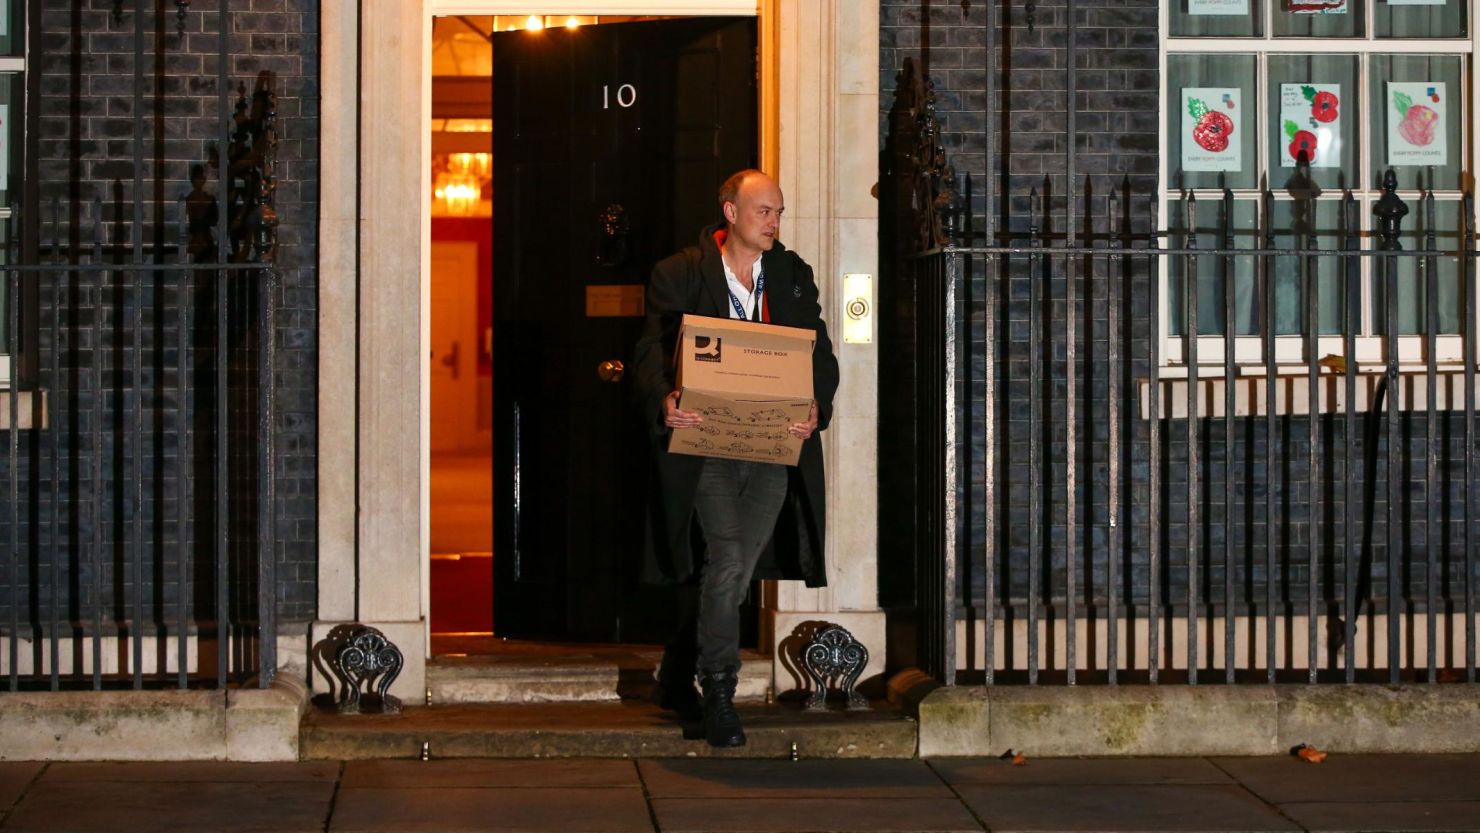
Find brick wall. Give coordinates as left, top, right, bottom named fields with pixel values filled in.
left=2, top=0, right=319, bottom=634
left=880, top=0, right=1162, bottom=613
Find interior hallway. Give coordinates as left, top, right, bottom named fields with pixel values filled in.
left=431, top=451, right=493, bottom=635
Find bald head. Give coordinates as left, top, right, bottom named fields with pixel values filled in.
left=718, top=169, right=772, bottom=215
left=718, top=169, right=785, bottom=258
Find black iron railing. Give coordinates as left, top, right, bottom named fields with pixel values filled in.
left=1, top=203, right=276, bottom=692
left=913, top=174, right=1480, bottom=686
left=0, top=0, right=279, bottom=691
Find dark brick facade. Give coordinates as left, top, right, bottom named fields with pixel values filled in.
left=2, top=0, right=319, bottom=636
left=880, top=0, right=1477, bottom=644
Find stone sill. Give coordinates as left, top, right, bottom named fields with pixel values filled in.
left=1139, top=368, right=1478, bottom=419
left=0, top=389, right=48, bottom=430
left=904, top=678, right=1480, bottom=757
left=0, top=669, right=309, bottom=762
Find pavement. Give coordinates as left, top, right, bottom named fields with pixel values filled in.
left=1, top=754, right=1478, bottom=832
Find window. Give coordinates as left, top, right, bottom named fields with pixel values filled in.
left=1160, top=1, right=1472, bottom=368
left=0, top=0, right=24, bottom=388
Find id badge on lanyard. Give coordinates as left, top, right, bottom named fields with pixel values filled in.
left=728, top=270, right=765, bottom=322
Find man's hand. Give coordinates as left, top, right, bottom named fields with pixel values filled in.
left=663, top=390, right=704, bottom=429
left=789, top=401, right=819, bottom=441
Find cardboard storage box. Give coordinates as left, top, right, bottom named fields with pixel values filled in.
left=669, top=314, right=815, bottom=466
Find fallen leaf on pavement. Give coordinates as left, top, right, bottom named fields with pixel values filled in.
left=1293, top=744, right=1328, bottom=763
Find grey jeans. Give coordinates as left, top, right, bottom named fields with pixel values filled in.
left=691, top=457, right=789, bottom=673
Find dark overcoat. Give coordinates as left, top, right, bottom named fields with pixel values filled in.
left=633, top=225, right=840, bottom=588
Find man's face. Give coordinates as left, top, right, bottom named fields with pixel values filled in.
left=723, top=175, right=785, bottom=254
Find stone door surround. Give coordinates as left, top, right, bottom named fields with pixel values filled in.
left=316, top=0, right=882, bottom=700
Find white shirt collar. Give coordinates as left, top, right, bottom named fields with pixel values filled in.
left=720, top=251, right=765, bottom=320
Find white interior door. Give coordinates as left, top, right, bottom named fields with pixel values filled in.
left=431, top=241, right=481, bottom=452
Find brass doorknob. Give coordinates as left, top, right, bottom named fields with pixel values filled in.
left=597, top=359, right=625, bottom=382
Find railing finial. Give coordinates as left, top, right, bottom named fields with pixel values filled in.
left=1374, top=169, right=1409, bottom=251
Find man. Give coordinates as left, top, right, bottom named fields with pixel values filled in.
left=633, top=169, right=839, bottom=747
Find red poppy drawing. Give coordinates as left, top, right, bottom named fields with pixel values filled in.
left=1188, top=97, right=1233, bottom=153
left=1288, top=0, right=1346, bottom=11
left=1285, top=122, right=1318, bottom=163
left=1394, top=90, right=1438, bottom=147
left=1304, top=87, right=1339, bottom=123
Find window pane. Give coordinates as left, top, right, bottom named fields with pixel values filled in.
left=1274, top=0, right=1365, bottom=38
left=1269, top=199, right=1352, bottom=336
left=1376, top=0, right=1467, bottom=39
left=1168, top=55, right=1259, bottom=191
left=1267, top=55, right=1359, bottom=188
left=0, top=73, right=16, bottom=209
left=0, top=0, right=17, bottom=57
left=1371, top=198, right=1464, bottom=335
left=1168, top=198, right=1260, bottom=337
left=0, top=217, right=9, bottom=358
left=1368, top=55, right=1464, bottom=191
left=1171, top=0, right=1263, bottom=37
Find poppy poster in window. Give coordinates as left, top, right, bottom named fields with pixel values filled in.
left=1387, top=82, right=1446, bottom=166
left=1288, top=0, right=1346, bottom=12
left=1279, top=84, right=1340, bottom=168
left=1189, top=0, right=1250, bottom=13
left=1182, top=88, right=1242, bottom=172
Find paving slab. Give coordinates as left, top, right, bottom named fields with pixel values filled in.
left=1212, top=754, right=1480, bottom=803
left=0, top=764, right=42, bottom=813
left=342, top=759, right=640, bottom=789
left=328, top=786, right=653, bottom=833
left=40, top=761, right=340, bottom=783
left=1279, top=800, right=1480, bottom=832
left=0, top=780, right=334, bottom=833
left=639, top=759, right=953, bottom=798
left=929, top=757, right=1234, bottom=786
left=650, top=797, right=983, bottom=833
left=955, top=784, right=1300, bottom=833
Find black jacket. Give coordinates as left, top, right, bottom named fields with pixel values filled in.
left=633, top=225, right=840, bottom=587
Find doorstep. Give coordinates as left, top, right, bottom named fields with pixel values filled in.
left=299, top=699, right=918, bottom=760
left=426, top=646, right=771, bottom=704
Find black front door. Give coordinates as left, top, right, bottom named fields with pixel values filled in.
left=492, top=18, right=758, bottom=642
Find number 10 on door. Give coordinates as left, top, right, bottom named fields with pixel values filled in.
left=603, top=84, right=637, bottom=109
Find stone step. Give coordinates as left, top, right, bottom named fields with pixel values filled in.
left=300, top=700, right=918, bottom=760
left=425, top=650, right=771, bottom=705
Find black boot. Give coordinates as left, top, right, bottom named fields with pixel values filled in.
left=654, top=651, right=702, bottom=722
left=698, top=666, right=746, bottom=748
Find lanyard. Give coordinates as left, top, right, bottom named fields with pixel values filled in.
left=727, top=268, right=765, bottom=322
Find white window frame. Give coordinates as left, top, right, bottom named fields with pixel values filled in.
left=1158, top=1, right=1479, bottom=375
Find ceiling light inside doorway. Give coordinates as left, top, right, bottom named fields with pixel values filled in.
left=436, top=172, right=482, bottom=216
left=525, top=15, right=543, bottom=31
left=448, top=152, right=491, bottom=179
left=565, top=16, right=580, bottom=28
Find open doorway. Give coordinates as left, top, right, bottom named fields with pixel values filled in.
left=430, top=16, right=495, bottom=639
left=429, top=12, right=759, bottom=652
